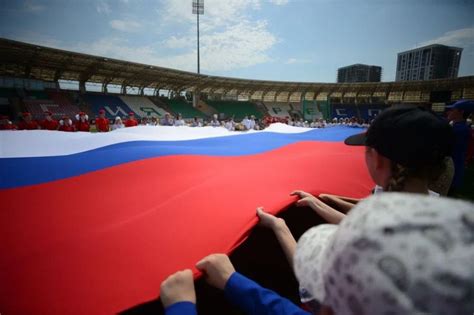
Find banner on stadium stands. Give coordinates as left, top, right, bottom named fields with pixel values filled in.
left=331, top=104, right=358, bottom=119
left=85, top=94, right=135, bottom=118
left=265, top=103, right=303, bottom=118
left=0, top=124, right=373, bottom=315
left=331, top=103, right=388, bottom=121
left=119, top=96, right=168, bottom=118
left=357, top=104, right=389, bottom=121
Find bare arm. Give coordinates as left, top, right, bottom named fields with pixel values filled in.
left=291, top=190, right=346, bottom=224
left=257, top=207, right=297, bottom=269
left=318, top=194, right=359, bottom=214
left=319, top=194, right=360, bottom=204
left=309, top=198, right=346, bottom=224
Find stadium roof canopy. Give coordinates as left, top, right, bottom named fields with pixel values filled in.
left=1, top=37, right=473, bottom=101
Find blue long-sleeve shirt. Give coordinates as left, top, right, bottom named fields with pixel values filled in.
left=164, top=272, right=310, bottom=315
left=451, top=121, right=471, bottom=188
left=164, top=301, right=197, bottom=315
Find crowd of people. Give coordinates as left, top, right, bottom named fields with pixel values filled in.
left=0, top=110, right=373, bottom=133
left=157, top=102, right=474, bottom=315
left=285, top=116, right=370, bottom=128
left=1, top=102, right=473, bottom=191
left=1, top=104, right=473, bottom=184
left=0, top=110, right=364, bottom=132
left=0, top=111, right=238, bottom=131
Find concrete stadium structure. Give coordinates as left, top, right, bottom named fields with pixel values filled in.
left=1, top=38, right=473, bottom=105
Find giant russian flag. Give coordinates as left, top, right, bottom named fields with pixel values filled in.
left=0, top=124, right=373, bottom=314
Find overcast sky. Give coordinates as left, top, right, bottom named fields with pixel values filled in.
left=0, top=0, right=473, bottom=82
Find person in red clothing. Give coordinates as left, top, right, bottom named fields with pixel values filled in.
left=0, top=115, right=17, bottom=130
left=40, top=111, right=59, bottom=130
left=58, top=116, right=76, bottom=132
left=125, top=112, right=138, bottom=127
left=75, top=112, right=90, bottom=132
left=95, top=109, right=110, bottom=132
left=17, top=112, right=39, bottom=130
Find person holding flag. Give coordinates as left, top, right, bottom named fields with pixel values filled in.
left=75, top=112, right=90, bottom=132
left=17, top=112, right=39, bottom=130
left=96, top=109, right=110, bottom=132
left=125, top=112, right=138, bottom=127
left=40, top=111, right=59, bottom=130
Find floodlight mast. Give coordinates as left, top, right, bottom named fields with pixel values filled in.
left=192, top=0, right=203, bottom=109
left=192, top=0, right=204, bottom=75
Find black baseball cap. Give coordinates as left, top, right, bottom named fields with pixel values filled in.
left=344, top=105, right=453, bottom=168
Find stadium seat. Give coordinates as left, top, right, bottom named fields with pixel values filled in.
left=0, top=88, right=17, bottom=117
left=195, top=100, right=218, bottom=116
left=265, top=102, right=291, bottom=117
left=0, top=98, right=10, bottom=117
left=264, top=102, right=302, bottom=118
left=163, top=99, right=207, bottom=118
left=206, top=101, right=263, bottom=120
left=47, top=90, right=82, bottom=118
left=119, top=95, right=168, bottom=118
left=23, top=100, right=81, bottom=120
left=84, top=94, right=134, bottom=119
left=0, top=88, right=18, bottom=98
left=25, top=90, right=49, bottom=100
left=20, top=89, right=81, bottom=120
left=23, top=100, right=59, bottom=120
left=357, top=104, right=389, bottom=121
left=331, top=103, right=358, bottom=119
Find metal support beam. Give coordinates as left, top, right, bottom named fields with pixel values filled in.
left=24, top=65, right=31, bottom=78
left=193, top=89, right=200, bottom=108
left=79, top=81, right=86, bottom=94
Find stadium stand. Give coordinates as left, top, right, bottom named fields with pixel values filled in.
left=264, top=102, right=290, bottom=117
left=48, top=90, right=71, bottom=105
left=1, top=39, right=474, bottom=123
left=0, top=87, right=17, bottom=98
left=47, top=90, right=82, bottom=118
left=0, top=88, right=17, bottom=117
left=206, top=101, right=263, bottom=120
left=253, top=101, right=270, bottom=117
left=119, top=95, right=168, bottom=118
left=84, top=93, right=134, bottom=119
left=357, top=104, right=390, bottom=121
left=163, top=98, right=207, bottom=118
left=330, top=103, right=358, bottom=119
left=20, top=89, right=82, bottom=120
left=72, top=92, right=95, bottom=117
left=195, top=100, right=218, bottom=116
left=0, top=98, right=10, bottom=117
left=301, top=100, right=326, bottom=120
left=23, top=99, right=58, bottom=120
left=25, top=89, right=49, bottom=100
left=264, top=102, right=302, bottom=118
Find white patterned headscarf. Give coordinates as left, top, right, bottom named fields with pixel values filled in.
left=294, top=193, right=474, bottom=315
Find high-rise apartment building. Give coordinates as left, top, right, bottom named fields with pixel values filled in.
left=396, top=44, right=462, bottom=81
left=337, top=64, right=382, bottom=83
